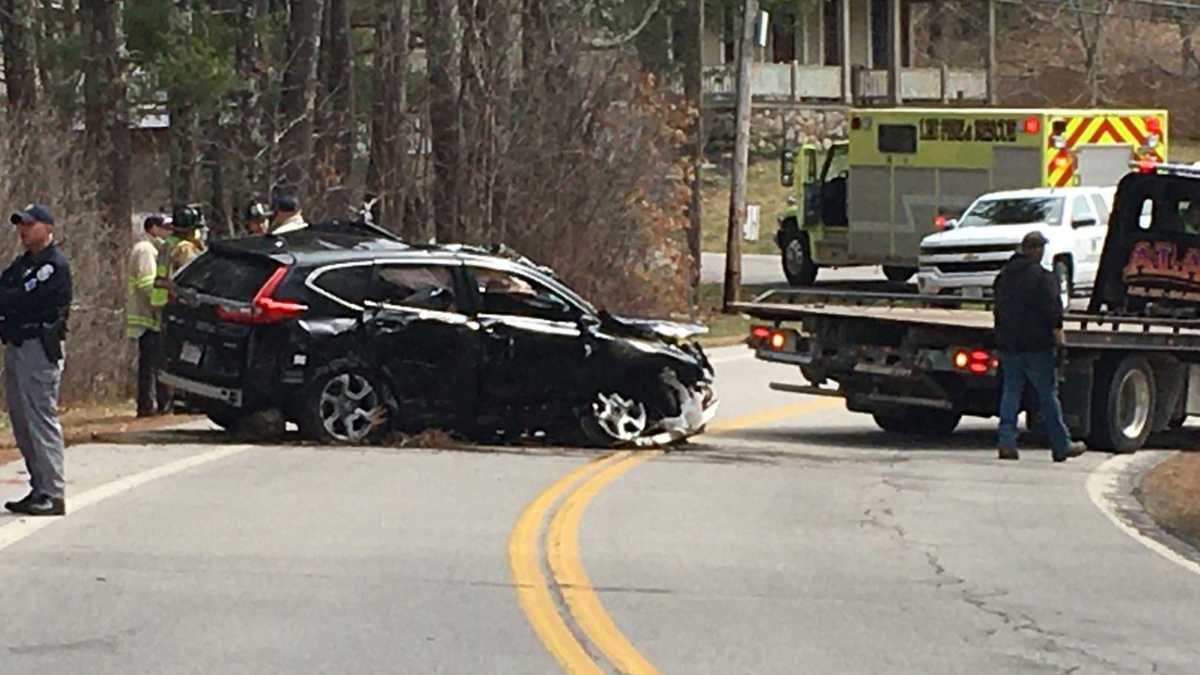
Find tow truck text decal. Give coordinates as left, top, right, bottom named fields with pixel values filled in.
left=1123, top=240, right=1200, bottom=298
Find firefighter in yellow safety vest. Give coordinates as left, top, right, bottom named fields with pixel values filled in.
left=126, top=214, right=173, bottom=416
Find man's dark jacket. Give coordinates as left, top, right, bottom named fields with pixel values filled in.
left=992, top=253, right=1062, bottom=352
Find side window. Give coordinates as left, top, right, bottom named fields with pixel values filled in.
left=311, top=265, right=370, bottom=308
left=472, top=267, right=575, bottom=321
left=1070, top=195, right=1095, bottom=226
left=1088, top=194, right=1110, bottom=225
left=371, top=264, right=457, bottom=311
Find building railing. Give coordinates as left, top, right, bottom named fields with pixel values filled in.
left=704, top=63, right=988, bottom=103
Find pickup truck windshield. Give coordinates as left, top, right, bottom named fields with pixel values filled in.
left=959, top=197, right=1064, bottom=228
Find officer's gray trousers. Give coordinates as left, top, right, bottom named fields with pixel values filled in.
left=4, top=340, right=64, bottom=498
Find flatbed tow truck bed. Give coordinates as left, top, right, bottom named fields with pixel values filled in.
left=730, top=289, right=1200, bottom=452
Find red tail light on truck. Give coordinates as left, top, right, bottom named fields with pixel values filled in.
left=749, top=325, right=797, bottom=352
left=952, top=348, right=998, bottom=375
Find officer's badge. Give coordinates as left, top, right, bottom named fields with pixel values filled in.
left=36, top=264, right=52, bottom=282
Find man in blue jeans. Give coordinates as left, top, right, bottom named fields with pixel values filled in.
left=992, top=231, right=1085, bottom=462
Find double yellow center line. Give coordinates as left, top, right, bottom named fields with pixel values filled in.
left=507, top=399, right=839, bottom=673
left=508, top=450, right=661, bottom=674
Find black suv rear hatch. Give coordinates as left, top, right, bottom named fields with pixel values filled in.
left=161, top=242, right=295, bottom=399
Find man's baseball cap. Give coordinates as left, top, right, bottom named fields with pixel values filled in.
left=272, top=194, right=299, bottom=212
left=10, top=203, right=54, bottom=226
left=1021, top=231, right=1049, bottom=250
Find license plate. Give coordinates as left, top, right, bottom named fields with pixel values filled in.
left=180, top=342, right=203, bottom=365
left=962, top=287, right=984, bottom=299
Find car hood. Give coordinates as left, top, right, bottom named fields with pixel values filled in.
left=922, top=223, right=1056, bottom=249
left=602, top=313, right=709, bottom=343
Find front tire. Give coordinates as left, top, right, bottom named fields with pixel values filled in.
left=1087, top=355, right=1155, bottom=452
left=299, top=359, right=391, bottom=444
left=781, top=231, right=819, bottom=286
left=1053, top=258, right=1072, bottom=310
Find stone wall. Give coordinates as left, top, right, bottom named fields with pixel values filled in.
left=707, top=107, right=848, bottom=159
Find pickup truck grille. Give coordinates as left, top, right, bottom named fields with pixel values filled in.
left=920, top=244, right=1016, bottom=256
left=935, top=261, right=1006, bottom=274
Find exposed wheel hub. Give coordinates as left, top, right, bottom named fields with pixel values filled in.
left=592, top=392, right=648, bottom=442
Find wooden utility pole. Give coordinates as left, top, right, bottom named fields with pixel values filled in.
left=684, top=0, right=705, bottom=309
left=723, top=0, right=757, bottom=310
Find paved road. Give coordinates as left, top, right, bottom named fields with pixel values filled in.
left=2, top=348, right=1199, bottom=673
left=700, top=252, right=886, bottom=286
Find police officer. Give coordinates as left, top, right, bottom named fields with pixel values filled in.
left=1, top=204, right=71, bottom=516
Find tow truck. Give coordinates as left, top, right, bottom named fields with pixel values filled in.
left=737, top=164, right=1200, bottom=452
left=777, top=108, right=1168, bottom=286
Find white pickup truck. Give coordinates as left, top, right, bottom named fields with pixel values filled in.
left=916, top=186, right=1115, bottom=305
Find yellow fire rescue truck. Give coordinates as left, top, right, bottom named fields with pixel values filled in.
left=777, top=108, right=1168, bottom=285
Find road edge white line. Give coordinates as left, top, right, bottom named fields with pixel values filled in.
left=0, top=444, right=253, bottom=553
left=1086, top=451, right=1200, bottom=576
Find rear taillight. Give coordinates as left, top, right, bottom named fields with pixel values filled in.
left=952, top=348, right=997, bottom=375
left=748, top=325, right=795, bottom=351
left=215, top=266, right=308, bottom=325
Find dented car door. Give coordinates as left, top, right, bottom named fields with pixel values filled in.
left=362, top=261, right=479, bottom=429
left=467, top=265, right=598, bottom=430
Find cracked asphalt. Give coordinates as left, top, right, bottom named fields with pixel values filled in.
left=0, top=345, right=1198, bottom=673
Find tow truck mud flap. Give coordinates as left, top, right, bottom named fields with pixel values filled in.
left=1060, top=357, right=1094, bottom=438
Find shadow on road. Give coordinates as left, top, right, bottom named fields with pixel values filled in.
left=711, top=426, right=997, bottom=453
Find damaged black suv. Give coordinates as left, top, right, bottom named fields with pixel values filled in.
left=159, top=223, right=717, bottom=446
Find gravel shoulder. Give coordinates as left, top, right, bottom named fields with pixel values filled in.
left=1138, top=452, right=1200, bottom=550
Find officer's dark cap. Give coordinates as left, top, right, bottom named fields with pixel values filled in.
left=10, top=203, right=54, bottom=226
left=144, top=214, right=165, bottom=230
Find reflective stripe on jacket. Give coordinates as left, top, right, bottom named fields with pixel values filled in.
left=127, top=238, right=161, bottom=336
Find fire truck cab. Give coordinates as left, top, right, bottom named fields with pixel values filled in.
left=777, top=108, right=1168, bottom=286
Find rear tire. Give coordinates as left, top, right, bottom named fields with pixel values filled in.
left=781, top=231, right=819, bottom=286
left=206, top=407, right=244, bottom=431
left=883, top=266, right=917, bottom=283
left=1087, top=355, right=1155, bottom=452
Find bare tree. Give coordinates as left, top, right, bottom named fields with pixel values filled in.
left=278, top=0, right=325, bottom=200
left=427, top=0, right=462, bottom=241
left=1, top=0, right=38, bottom=111
left=80, top=0, right=132, bottom=301
left=168, top=1, right=198, bottom=204
left=313, top=0, right=355, bottom=217
left=368, top=0, right=412, bottom=236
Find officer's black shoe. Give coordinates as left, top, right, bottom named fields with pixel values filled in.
left=19, top=496, right=65, bottom=517
left=4, top=491, right=37, bottom=514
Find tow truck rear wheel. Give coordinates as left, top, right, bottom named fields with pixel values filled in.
left=781, top=231, right=819, bottom=286
left=1087, top=354, right=1155, bottom=452
left=872, top=407, right=961, bottom=436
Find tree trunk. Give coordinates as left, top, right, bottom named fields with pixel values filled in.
left=167, top=1, right=198, bottom=204
left=368, top=0, right=411, bottom=236
left=320, top=0, right=355, bottom=217
left=427, top=0, right=461, bottom=242
left=278, top=0, right=325, bottom=201
left=81, top=0, right=132, bottom=302
left=2, top=0, right=38, bottom=111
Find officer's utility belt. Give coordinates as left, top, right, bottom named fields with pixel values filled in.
left=2, top=322, right=64, bottom=362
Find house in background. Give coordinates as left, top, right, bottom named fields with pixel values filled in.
left=702, top=0, right=998, bottom=105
